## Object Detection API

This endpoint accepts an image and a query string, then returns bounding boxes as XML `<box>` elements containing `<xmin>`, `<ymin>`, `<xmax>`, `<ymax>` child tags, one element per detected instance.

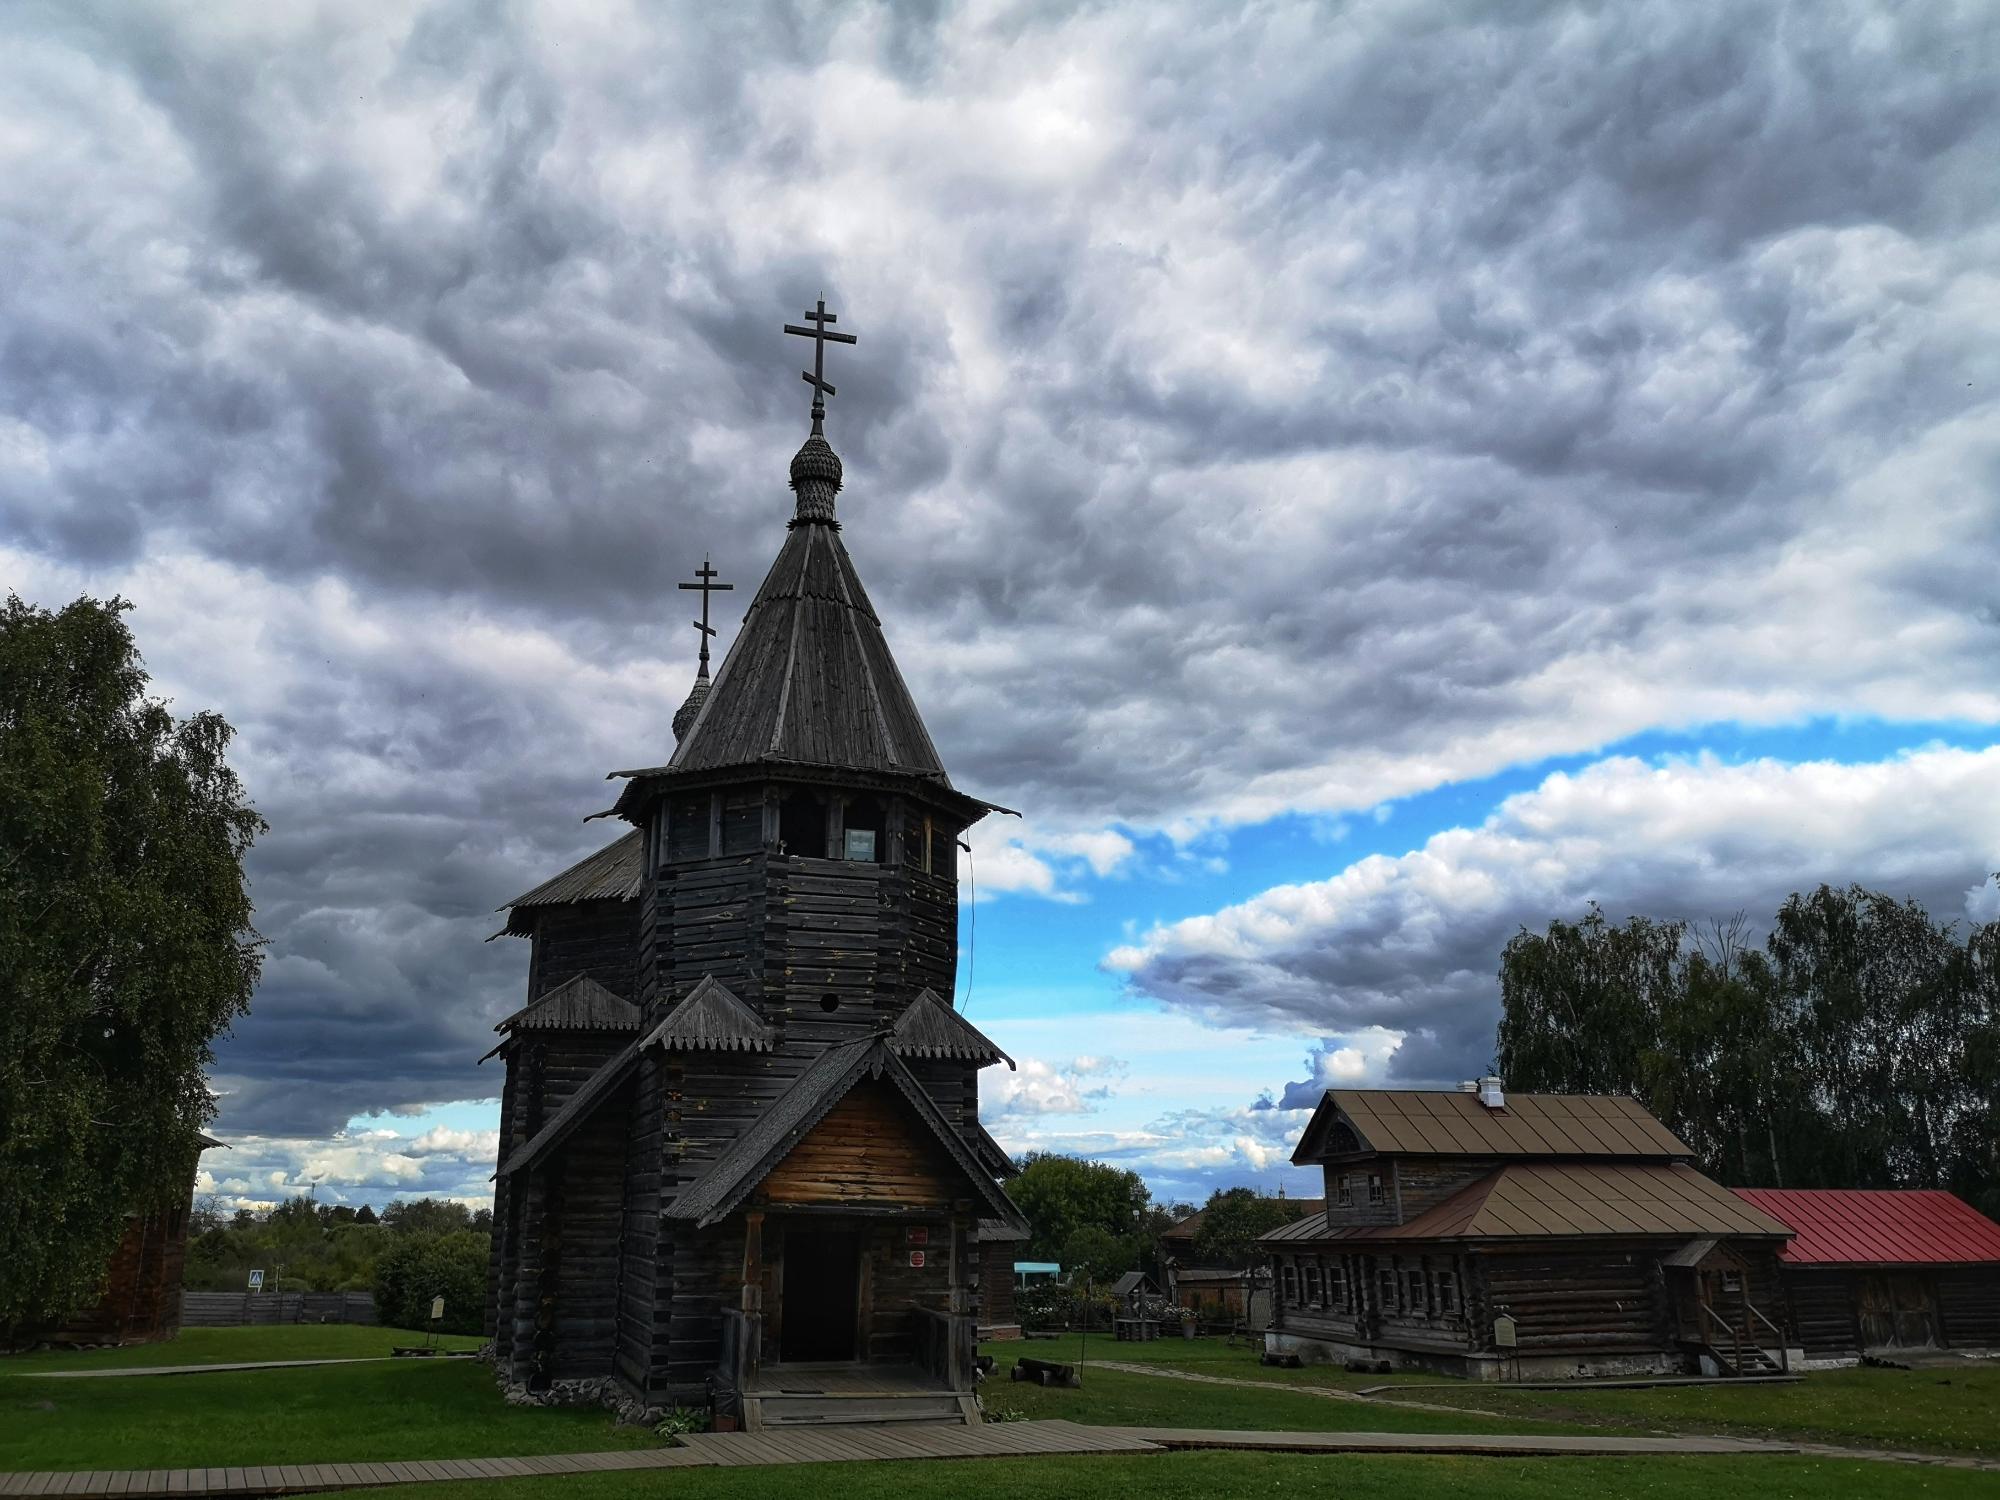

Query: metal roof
<box><xmin>499</xmin><ymin>830</ymin><xmax>643</xmax><ymax>918</ymax></box>
<box><xmin>1296</xmin><ymin>1089</ymin><xmax>1690</xmax><ymax>1164</ymax></box>
<box><xmin>1735</xmin><ymin>1189</ymin><xmax>2000</xmax><ymax>1267</ymax></box>
<box><xmin>1262</xmin><ymin>1162</ymin><xmax>1790</xmax><ymax>1245</ymax></box>
<box><xmin>890</xmin><ymin>989</ymin><xmax>1014</xmax><ymax>1068</ymax></box>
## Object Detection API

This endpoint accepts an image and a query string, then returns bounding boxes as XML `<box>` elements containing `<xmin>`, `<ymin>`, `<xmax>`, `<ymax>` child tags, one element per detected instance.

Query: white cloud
<box><xmin>984</xmin><ymin>1055</ymin><xmax>1128</xmax><ymax>1118</ymax></box>
<box><xmin>1112</xmin><ymin>747</ymin><xmax>2000</xmax><ymax>1081</ymax></box>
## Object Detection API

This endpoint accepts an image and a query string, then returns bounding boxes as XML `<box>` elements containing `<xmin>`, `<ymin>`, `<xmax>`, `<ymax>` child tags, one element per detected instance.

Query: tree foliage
<box><xmin>1498</xmin><ymin>886</ymin><xmax>2000</xmax><ymax>1215</ymax></box>
<box><xmin>373</xmin><ymin>1231</ymin><xmax>489</xmax><ymax>1334</ymax></box>
<box><xmin>1008</xmin><ymin>1153</ymin><xmax>1151</xmax><ymax>1264</ymax></box>
<box><xmin>1191</xmin><ymin>1187</ymin><xmax>1302</xmax><ymax>1268</ymax></box>
<box><xmin>0</xmin><ymin>595</ymin><xmax>264</xmax><ymax>1327</ymax></box>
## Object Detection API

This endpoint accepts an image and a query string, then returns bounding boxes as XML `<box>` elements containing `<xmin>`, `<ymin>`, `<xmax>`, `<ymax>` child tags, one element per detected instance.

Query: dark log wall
<box><xmin>979</xmin><ymin>1243</ymin><xmax>1018</xmax><ymax>1326</ymax></box>
<box><xmin>613</xmin><ymin>1052</ymin><xmax>665</xmax><ymax>1390</ymax></box>
<box><xmin>549</xmin><ymin>1081</ymin><xmax>632</xmax><ymax>1380</ymax></box>
<box><xmin>531</xmin><ymin>902</ymin><xmax>641</xmax><ymax>1002</ymax></box>
<box><xmin>1396</xmin><ymin>1159</ymin><xmax>1502</xmax><ymax>1217</ymax></box>
<box><xmin>1317</xmin><ymin>1160</ymin><xmax>1402</xmax><ymax>1229</ymax></box>
<box><xmin>1785</xmin><ymin>1270</ymin><xmax>1860</xmax><ymax>1357</ymax></box>
<box><xmin>759</xmin><ymin>1082</ymin><xmax>956</xmax><ymax>1210</ymax></box>
<box><xmin>1937</xmin><ymin>1267</ymin><xmax>2000</xmax><ymax>1347</ymax></box>
<box><xmin>1480</xmin><ymin>1244</ymin><xmax>1672</xmax><ymax>1352</ymax></box>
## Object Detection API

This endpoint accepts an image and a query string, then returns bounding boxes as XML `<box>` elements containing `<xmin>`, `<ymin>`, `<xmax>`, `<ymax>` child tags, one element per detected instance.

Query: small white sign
<box><xmin>1493</xmin><ymin>1313</ymin><xmax>1517</xmax><ymax>1349</ymax></box>
<box><xmin>248</xmin><ymin>1269</ymin><xmax>265</xmax><ymax>1292</ymax></box>
<box><xmin>430</xmin><ymin>1295</ymin><xmax>446</xmax><ymax>1321</ymax></box>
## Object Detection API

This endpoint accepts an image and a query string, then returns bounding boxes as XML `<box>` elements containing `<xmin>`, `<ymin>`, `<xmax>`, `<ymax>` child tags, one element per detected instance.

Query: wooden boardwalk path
<box><xmin>0</xmin><ymin>1420</ymin><xmax>1157</xmax><ymax>1495</ymax></box>
<box><xmin>1091</xmin><ymin>1427</ymin><xmax>1796</xmax><ymax>1457</ymax></box>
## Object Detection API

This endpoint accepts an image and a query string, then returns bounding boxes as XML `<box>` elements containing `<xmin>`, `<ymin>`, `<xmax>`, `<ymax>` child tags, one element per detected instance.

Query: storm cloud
<box><xmin>4</xmin><ymin>2</ymin><xmax>1996</xmax><ymax>1193</ymax></box>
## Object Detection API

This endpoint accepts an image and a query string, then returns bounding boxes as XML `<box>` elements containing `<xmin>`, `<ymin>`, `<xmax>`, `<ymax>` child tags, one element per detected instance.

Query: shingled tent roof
<box><xmin>663</xmin><ymin>436</ymin><xmax>948</xmax><ymax>779</ymax></box>
<box><xmin>890</xmin><ymin>989</ymin><xmax>1014</xmax><ymax>1068</ymax></box>
<box><xmin>494</xmin><ymin>831</ymin><xmax>643</xmax><ymax>936</ymax></box>
<box><xmin>641</xmin><ymin>975</ymin><xmax>775</xmax><ymax>1053</ymax></box>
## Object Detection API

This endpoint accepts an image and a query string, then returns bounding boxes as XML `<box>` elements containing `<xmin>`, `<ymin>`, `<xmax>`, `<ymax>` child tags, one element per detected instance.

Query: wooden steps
<box><xmin>745</xmin><ymin>1389</ymin><xmax>976</xmax><ymax>1430</ymax></box>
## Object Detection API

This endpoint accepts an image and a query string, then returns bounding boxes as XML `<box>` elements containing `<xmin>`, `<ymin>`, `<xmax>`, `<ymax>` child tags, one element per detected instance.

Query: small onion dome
<box><xmin>672</xmin><ymin>673</ymin><xmax>710</xmax><ymax>743</ymax></box>
<box><xmin>789</xmin><ymin>432</ymin><xmax>843</xmax><ymax>526</ymax></box>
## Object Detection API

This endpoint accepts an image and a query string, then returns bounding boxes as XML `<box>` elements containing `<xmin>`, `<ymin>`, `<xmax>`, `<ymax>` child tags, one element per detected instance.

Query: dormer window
<box><xmin>1336</xmin><ymin>1173</ymin><xmax>1354</xmax><ymax>1208</ymax></box>
<box><xmin>1367</xmin><ymin>1172</ymin><xmax>1385</xmax><ymax>1205</ymax></box>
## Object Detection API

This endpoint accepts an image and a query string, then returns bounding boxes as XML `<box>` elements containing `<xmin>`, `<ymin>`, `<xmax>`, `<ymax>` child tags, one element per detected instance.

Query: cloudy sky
<box><xmin>6</xmin><ymin>1</ymin><xmax>1998</xmax><ymax>1213</ymax></box>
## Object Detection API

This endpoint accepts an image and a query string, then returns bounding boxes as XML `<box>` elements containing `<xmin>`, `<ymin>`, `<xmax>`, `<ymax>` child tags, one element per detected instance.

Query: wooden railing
<box><xmin>914</xmin><ymin>1306</ymin><xmax>975</xmax><ymax>1392</ymax></box>
<box><xmin>1698</xmin><ymin>1299</ymin><xmax>1787</xmax><ymax>1374</ymax></box>
<box><xmin>1746</xmin><ymin>1301</ymin><xmax>1791</xmax><ymax>1371</ymax></box>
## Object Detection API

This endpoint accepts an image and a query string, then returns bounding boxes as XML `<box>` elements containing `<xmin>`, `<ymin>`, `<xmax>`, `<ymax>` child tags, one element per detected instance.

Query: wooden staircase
<box><xmin>1705</xmin><ymin>1342</ymin><xmax>1784</xmax><ymax>1377</ymax></box>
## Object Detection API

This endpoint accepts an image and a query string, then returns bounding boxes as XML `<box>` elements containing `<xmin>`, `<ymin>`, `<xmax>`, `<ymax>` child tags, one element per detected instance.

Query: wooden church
<box><xmin>484</xmin><ymin>304</ymin><xmax>1026</xmax><ymax>1426</ymax></box>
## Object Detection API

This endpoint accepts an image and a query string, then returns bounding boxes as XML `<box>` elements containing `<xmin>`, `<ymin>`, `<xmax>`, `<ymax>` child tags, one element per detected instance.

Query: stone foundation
<box><xmin>1264</xmin><ymin>1330</ymin><xmax>1688</xmax><ymax>1382</ymax></box>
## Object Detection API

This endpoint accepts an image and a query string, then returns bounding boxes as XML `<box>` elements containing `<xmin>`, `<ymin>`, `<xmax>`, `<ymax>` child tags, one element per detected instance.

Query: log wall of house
<box><xmin>1316</xmin><ymin>1161</ymin><xmax>1402</xmax><ymax>1229</ymax></box>
<box><xmin>1396</xmin><ymin>1158</ymin><xmax>1503</xmax><ymax>1217</ymax></box>
<box><xmin>1478</xmin><ymin>1244</ymin><xmax>1673</xmax><ymax>1352</ymax></box>
<box><xmin>1938</xmin><ymin>1266</ymin><xmax>2000</xmax><ymax>1346</ymax></box>
<box><xmin>613</xmin><ymin>1052</ymin><xmax>665</xmax><ymax>1390</ymax></box>
<box><xmin>979</xmin><ymin>1243</ymin><xmax>1018</xmax><ymax>1326</ymax></box>
<box><xmin>34</xmin><ymin>1200</ymin><xmax>193</xmax><ymax>1347</ymax></box>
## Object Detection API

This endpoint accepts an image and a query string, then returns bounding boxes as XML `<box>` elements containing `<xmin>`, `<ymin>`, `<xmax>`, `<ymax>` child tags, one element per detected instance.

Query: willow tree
<box><xmin>0</xmin><ymin>595</ymin><xmax>264</xmax><ymax>1327</ymax></box>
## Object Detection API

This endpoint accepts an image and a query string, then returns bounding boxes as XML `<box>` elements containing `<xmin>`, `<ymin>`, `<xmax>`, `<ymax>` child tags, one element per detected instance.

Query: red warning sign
<box><xmin>909</xmin><ymin>1250</ymin><xmax>926</xmax><ymax>1268</ymax></box>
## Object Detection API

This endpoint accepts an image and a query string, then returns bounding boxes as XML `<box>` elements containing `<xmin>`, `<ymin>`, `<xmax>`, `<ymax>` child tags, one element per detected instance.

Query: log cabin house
<box><xmin>1733</xmin><ymin>1188</ymin><xmax>2000</xmax><ymax>1363</ymax></box>
<box><xmin>484</xmin><ymin>308</ymin><xmax>1027</xmax><ymax>1430</ymax></box>
<box><xmin>1261</xmin><ymin>1082</ymin><xmax>1798</xmax><ymax>1379</ymax></box>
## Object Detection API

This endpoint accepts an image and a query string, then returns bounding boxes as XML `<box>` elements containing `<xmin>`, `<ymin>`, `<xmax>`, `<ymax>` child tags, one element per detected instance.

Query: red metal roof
<box><xmin>1734</xmin><ymin>1189</ymin><xmax>2000</xmax><ymax>1266</ymax></box>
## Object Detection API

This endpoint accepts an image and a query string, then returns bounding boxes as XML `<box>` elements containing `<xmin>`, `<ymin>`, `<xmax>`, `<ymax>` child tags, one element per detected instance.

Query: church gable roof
<box><xmin>666</xmin><ymin>515</ymin><xmax>948</xmax><ymax>780</ymax></box>
<box><xmin>664</xmin><ymin>1036</ymin><xmax>1023</xmax><ymax>1229</ymax></box>
<box><xmin>641</xmin><ymin>975</ymin><xmax>775</xmax><ymax>1053</ymax></box>
<box><xmin>890</xmin><ymin>989</ymin><xmax>1014</xmax><ymax>1068</ymax></box>
<box><xmin>495</xmin><ymin>1040</ymin><xmax>641</xmax><ymax>1179</ymax></box>
<box><xmin>493</xmin><ymin>974</ymin><xmax>641</xmax><ymax>1036</ymax></box>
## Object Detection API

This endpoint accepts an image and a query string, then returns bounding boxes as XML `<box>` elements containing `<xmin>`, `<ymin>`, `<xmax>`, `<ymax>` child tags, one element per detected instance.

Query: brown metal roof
<box><xmin>1310</xmin><ymin>1089</ymin><xmax>1691</xmax><ymax>1161</ymax></box>
<box><xmin>1260</xmin><ymin>1162</ymin><xmax>1791</xmax><ymax>1246</ymax></box>
<box><xmin>500</xmin><ymin>831</ymin><xmax>643</xmax><ymax>917</ymax></box>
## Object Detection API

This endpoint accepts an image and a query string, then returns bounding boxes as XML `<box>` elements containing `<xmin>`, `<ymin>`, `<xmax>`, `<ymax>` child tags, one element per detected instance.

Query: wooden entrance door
<box><xmin>1859</xmin><ymin>1273</ymin><xmax>1936</xmax><ymax>1349</ymax></box>
<box><xmin>780</xmin><ymin>1229</ymin><xmax>861</xmax><ymax>1361</ymax></box>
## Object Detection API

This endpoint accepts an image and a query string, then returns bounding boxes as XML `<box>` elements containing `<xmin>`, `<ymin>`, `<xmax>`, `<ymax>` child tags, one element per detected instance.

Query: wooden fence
<box><xmin>180</xmin><ymin>1291</ymin><xmax>377</xmax><ymax>1327</ymax></box>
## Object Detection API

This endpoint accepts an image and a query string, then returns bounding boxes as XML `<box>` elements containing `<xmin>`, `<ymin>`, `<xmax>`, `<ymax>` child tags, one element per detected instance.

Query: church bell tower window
<box><xmin>842</xmin><ymin>795</ymin><xmax>885</xmax><ymax>863</ymax></box>
<box><xmin>778</xmin><ymin>789</ymin><xmax>825</xmax><ymax>858</ymax></box>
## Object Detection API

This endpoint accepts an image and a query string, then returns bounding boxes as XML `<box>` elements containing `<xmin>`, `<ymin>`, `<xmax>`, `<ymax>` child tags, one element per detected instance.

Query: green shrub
<box><xmin>371</xmin><ymin>1231</ymin><xmax>488</xmax><ymax>1334</ymax></box>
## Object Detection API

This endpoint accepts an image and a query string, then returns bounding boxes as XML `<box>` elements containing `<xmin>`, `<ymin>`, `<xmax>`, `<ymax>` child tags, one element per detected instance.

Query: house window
<box><xmin>1281</xmin><ymin>1263</ymin><xmax>1297</xmax><ymax>1304</ymax></box>
<box><xmin>1403</xmin><ymin>1266</ymin><xmax>1427</xmax><ymax>1313</ymax></box>
<box><xmin>1377</xmin><ymin>1264</ymin><xmax>1399</xmax><ymax>1311</ymax></box>
<box><xmin>1435</xmin><ymin>1268</ymin><xmax>1460</xmax><ymax>1315</ymax></box>
<box><xmin>1367</xmin><ymin>1173</ymin><xmax>1385</xmax><ymax>1205</ymax></box>
<box><xmin>1336</xmin><ymin>1173</ymin><xmax>1354</xmax><ymax>1208</ymax></box>
<box><xmin>1304</xmin><ymin>1263</ymin><xmax>1322</xmax><ymax>1305</ymax></box>
<box><xmin>1329</xmin><ymin>1263</ymin><xmax>1348</xmax><ymax>1310</ymax></box>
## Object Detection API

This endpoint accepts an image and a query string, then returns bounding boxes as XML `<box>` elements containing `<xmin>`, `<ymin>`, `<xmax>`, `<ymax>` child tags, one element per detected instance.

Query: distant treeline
<box><xmin>1497</xmin><ymin>883</ymin><xmax>2000</xmax><ymax>1217</ymax></box>
<box><xmin>188</xmin><ymin>1196</ymin><xmax>489</xmax><ymax>1333</ymax></box>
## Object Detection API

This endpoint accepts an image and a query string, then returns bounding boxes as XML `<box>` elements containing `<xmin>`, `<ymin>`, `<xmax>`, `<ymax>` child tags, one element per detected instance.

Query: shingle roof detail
<box><xmin>1260</xmin><ymin>1163</ymin><xmax>1790</xmax><ymax>1245</ymax></box>
<box><xmin>664</xmin><ymin>1037</ymin><xmax>1023</xmax><ymax>1229</ymax></box>
<box><xmin>890</xmin><ymin>990</ymin><xmax>1014</xmax><ymax>1068</ymax></box>
<box><xmin>493</xmin><ymin>974</ymin><xmax>641</xmax><ymax>1035</ymax></box>
<box><xmin>1293</xmin><ymin>1089</ymin><xmax>1691</xmax><ymax>1164</ymax></box>
<box><xmin>1735</xmin><ymin>1189</ymin><xmax>2000</xmax><ymax>1266</ymax></box>
<box><xmin>496</xmin><ymin>1041</ymin><xmax>641</xmax><ymax>1179</ymax></box>
<box><xmin>641</xmin><ymin>975</ymin><xmax>775</xmax><ymax>1053</ymax></box>
<box><xmin>500</xmin><ymin>831</ymin><xmax>644</xmax><ymax>914</ymax></box>
<box><xmin>664</xmin><ymin>516</ymin><xmax>950</xmax><ymax>779</ymax></box>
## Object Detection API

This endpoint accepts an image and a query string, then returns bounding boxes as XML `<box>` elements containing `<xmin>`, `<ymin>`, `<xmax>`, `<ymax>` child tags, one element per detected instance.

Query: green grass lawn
<box><xmin>0</xmin><ymin>1324</ymin><xmax>485</xmax><ymax>1374</ymax></box>
<box><xmin>997</xmin><ymin>1334</ymin><xmax>2000</xmax><ymax>1459</ymax></box>
<box><xmin>980</xmin><ymin>1362</ymin><xmax>1594</xmax><ymax>1436</ymax></box>
<box><xmin>1364</xmin><ymin>1363</ymin><xmax>2000</xmax><ymax>1459</ymax></box>
<box><xmin>1</xmin><ymin>1359</ymin><xmax>661</xmax><ymax>1471</ymax></box>
<box><xmin>389</xmin><ymin>1451</ymin><xmax>2000</xmax><ymax>1500</ymax></box>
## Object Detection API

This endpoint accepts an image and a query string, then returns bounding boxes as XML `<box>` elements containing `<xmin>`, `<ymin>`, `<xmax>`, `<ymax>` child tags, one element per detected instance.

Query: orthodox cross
<box><xmin>784</xmin><ymin>299</ymin><xmax>858</xmax><ymax>433</ymax></box>
<box><xmin>676</xmin><ymin>555</ymin><xmax>734</xmax><ymax>680</ymax></box>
